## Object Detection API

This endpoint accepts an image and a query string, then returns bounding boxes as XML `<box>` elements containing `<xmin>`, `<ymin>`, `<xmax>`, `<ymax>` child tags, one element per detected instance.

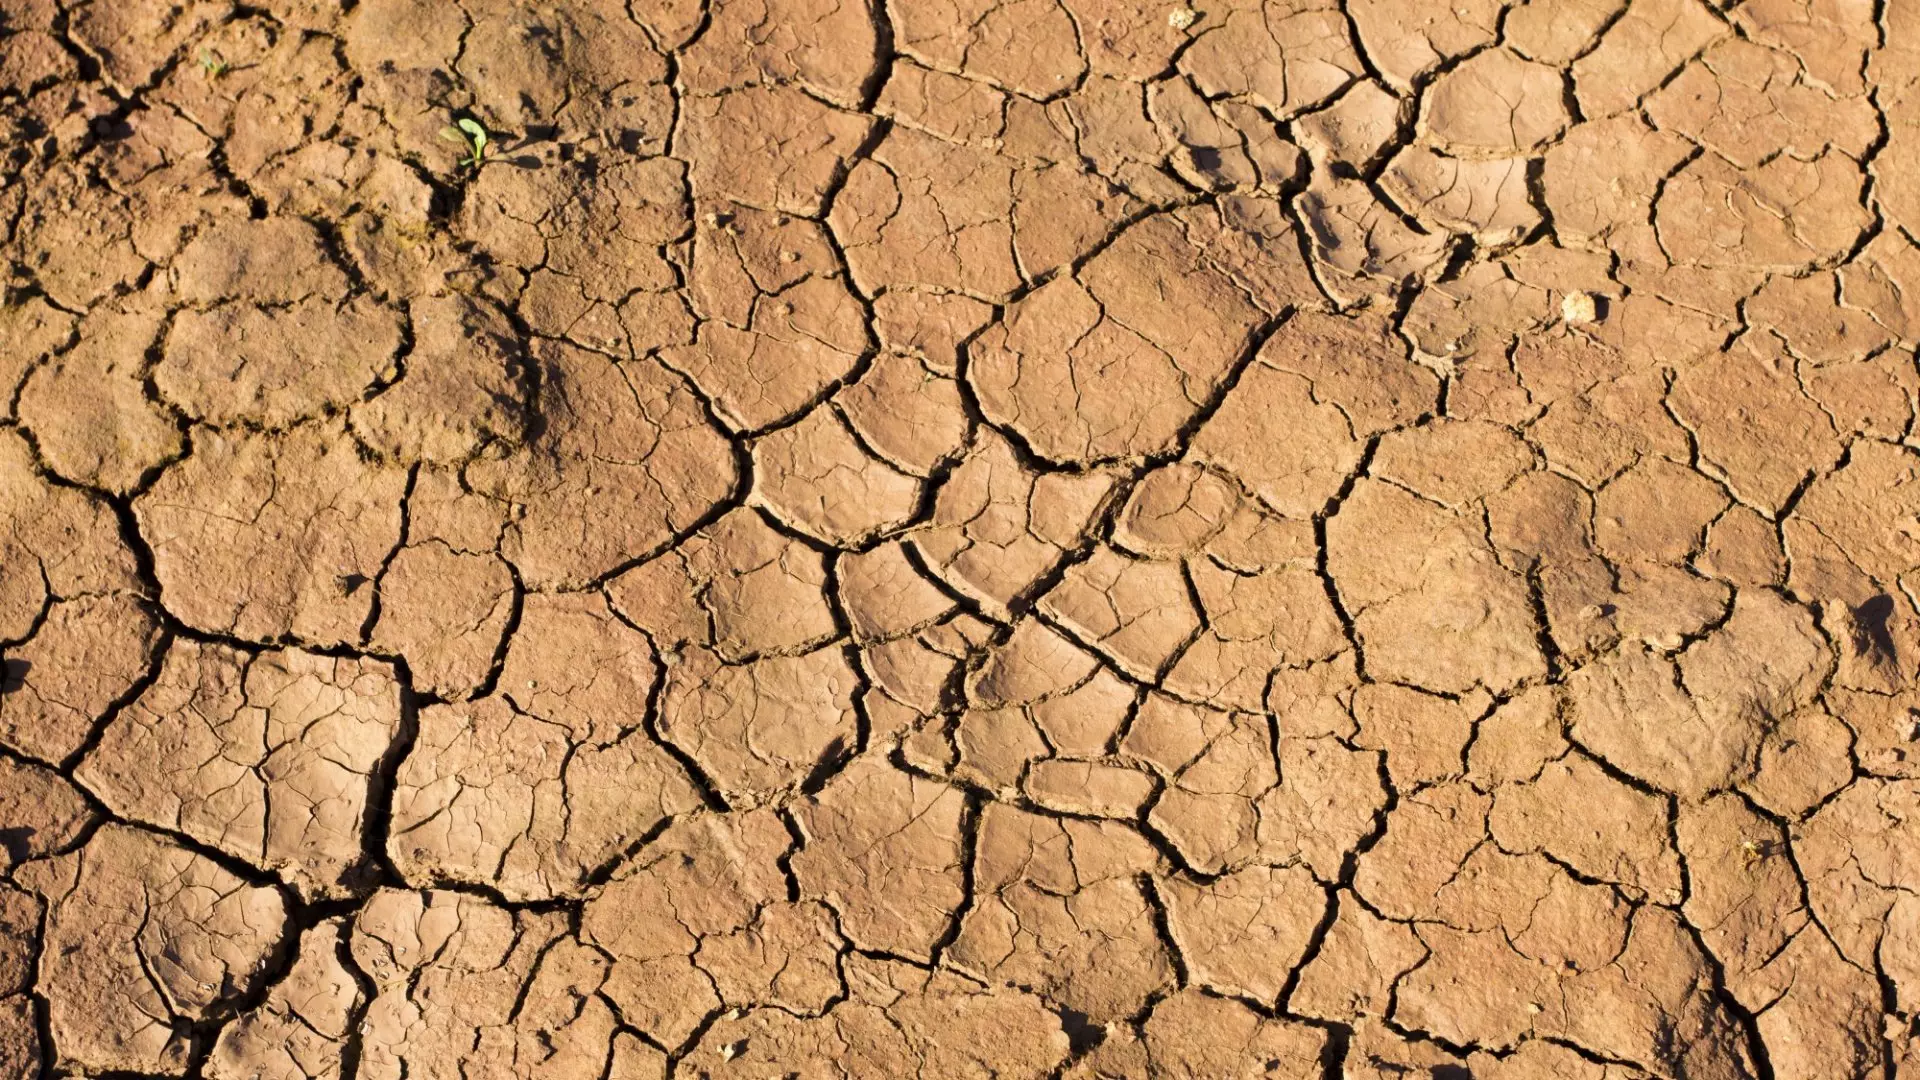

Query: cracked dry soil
<box><xmin>2</xmin><ymin>0</ymin><xmax>1920</xmax><ymax>1078</ymax></box>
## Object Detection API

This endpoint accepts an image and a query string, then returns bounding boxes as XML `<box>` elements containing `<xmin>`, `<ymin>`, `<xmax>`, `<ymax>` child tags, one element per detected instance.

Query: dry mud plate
<box><xmin>4</xmin><ymin>0</ymin><xmax>1920</xmax><ymax>1077</ymax></box>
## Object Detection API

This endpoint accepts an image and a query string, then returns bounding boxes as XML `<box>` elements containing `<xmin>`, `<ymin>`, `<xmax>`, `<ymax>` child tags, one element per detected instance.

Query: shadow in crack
<box><xmin>800</xmin><ymin>734</ymin><xmax>853</xmax><ymax>795</ymax></box>
<box><xmin>0</xmin><ymin>826</ymin><xmax>36</xmax><ymax>864</ymax></box>
<box><xmin>1057</xmin><ymin>1007</ymin><xmax>1105</xmax><ymax>1056</ymax></box>
<box><xmin>1</xmin><ymin>657</ymin><xmax>28</xmax><ymax>693</ymax></box>
<box><xmin>1850</xmin><ymin>594</ymin><xmax>1900</xmax><ymax>666</ymax></box>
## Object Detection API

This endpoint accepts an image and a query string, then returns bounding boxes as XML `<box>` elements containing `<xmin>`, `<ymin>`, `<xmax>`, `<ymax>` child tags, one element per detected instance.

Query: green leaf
<box><xmin>457</xmin><ymin>118</ymin><xmax>488</xmax><ymax>152</ymax></box>
<box><xmin>438</xmin><ymin>125</ymin><xmax>467</xmax><ymax>144</ymax></box>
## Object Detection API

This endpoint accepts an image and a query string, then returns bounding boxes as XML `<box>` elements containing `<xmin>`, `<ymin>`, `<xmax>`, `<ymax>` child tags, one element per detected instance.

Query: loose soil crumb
<box><xmin>1</xmin><ymin>0</ymin><xmax>1917</xmax><ymax>1077</ymax></box>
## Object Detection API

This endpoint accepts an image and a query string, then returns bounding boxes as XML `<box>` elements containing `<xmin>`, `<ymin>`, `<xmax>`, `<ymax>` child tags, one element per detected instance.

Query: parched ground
<box><xmin>0</xmin><ymin>0</ymin><xmax>1918</xmax><ymax>1077</ymax></box>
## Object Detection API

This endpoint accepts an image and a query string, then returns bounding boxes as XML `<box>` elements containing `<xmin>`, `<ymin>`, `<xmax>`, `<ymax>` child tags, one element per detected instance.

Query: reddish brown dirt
<box><xmin>2</xmin><ymin>0</ymin><xmax>1919</xmax><ymax>1077</ymax></box>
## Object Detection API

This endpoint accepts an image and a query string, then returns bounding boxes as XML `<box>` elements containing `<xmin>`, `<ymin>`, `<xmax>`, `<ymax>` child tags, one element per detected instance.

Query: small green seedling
<box><xmin>439</xmin><ymin>117</ymin><xmax>492</xmax><ymax>169</ymax></box>
<box><xmin>198</xmin><ymin>49</ymin><xmax>229</xmax><ymax>78</ymax></box>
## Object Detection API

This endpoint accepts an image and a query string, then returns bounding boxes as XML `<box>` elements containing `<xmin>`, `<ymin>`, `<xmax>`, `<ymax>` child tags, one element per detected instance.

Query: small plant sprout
<box><xmin>439</xmin><ymin>117</ymin><xmax>492</xmax><ymax>170</ymax></box>
<box><xmin>198</xmin><ymin>49</ymin><xmax>229</xmax><ymax>78</ymax></box>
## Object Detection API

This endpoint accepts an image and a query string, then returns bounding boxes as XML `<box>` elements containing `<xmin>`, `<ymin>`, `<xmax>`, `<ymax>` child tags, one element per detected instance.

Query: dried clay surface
<box><xmin>3</xmin><ymin>0</ymin><xmax>1920</xmax><ymax>1077</ymax></box>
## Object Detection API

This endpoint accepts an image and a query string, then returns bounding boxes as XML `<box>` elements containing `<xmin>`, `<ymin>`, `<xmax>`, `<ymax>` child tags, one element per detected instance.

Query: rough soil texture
<box><xmin>2</xmin><ymin>0</ymin><xmax>1919</xmax><ymax>1077</ymax></box>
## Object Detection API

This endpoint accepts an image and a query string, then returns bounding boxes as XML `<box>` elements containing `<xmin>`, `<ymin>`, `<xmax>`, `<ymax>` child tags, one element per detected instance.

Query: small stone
<box><xmin>1562</xmin><ymin>291</ymin><xmax>1598</xmax><ymax>324</ymax></box>
<box><xmin>1168</xmin><ymin>7</ymin><xmax>1198</xmax><ymax>29</ymax></box>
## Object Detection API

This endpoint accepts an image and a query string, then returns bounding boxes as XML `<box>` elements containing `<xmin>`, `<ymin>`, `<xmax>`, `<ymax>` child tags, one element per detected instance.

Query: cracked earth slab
<box><xmin>3</xmin><ymin>0</ymin><xmax>1920</xmax><ymax>1077</ymax></box>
